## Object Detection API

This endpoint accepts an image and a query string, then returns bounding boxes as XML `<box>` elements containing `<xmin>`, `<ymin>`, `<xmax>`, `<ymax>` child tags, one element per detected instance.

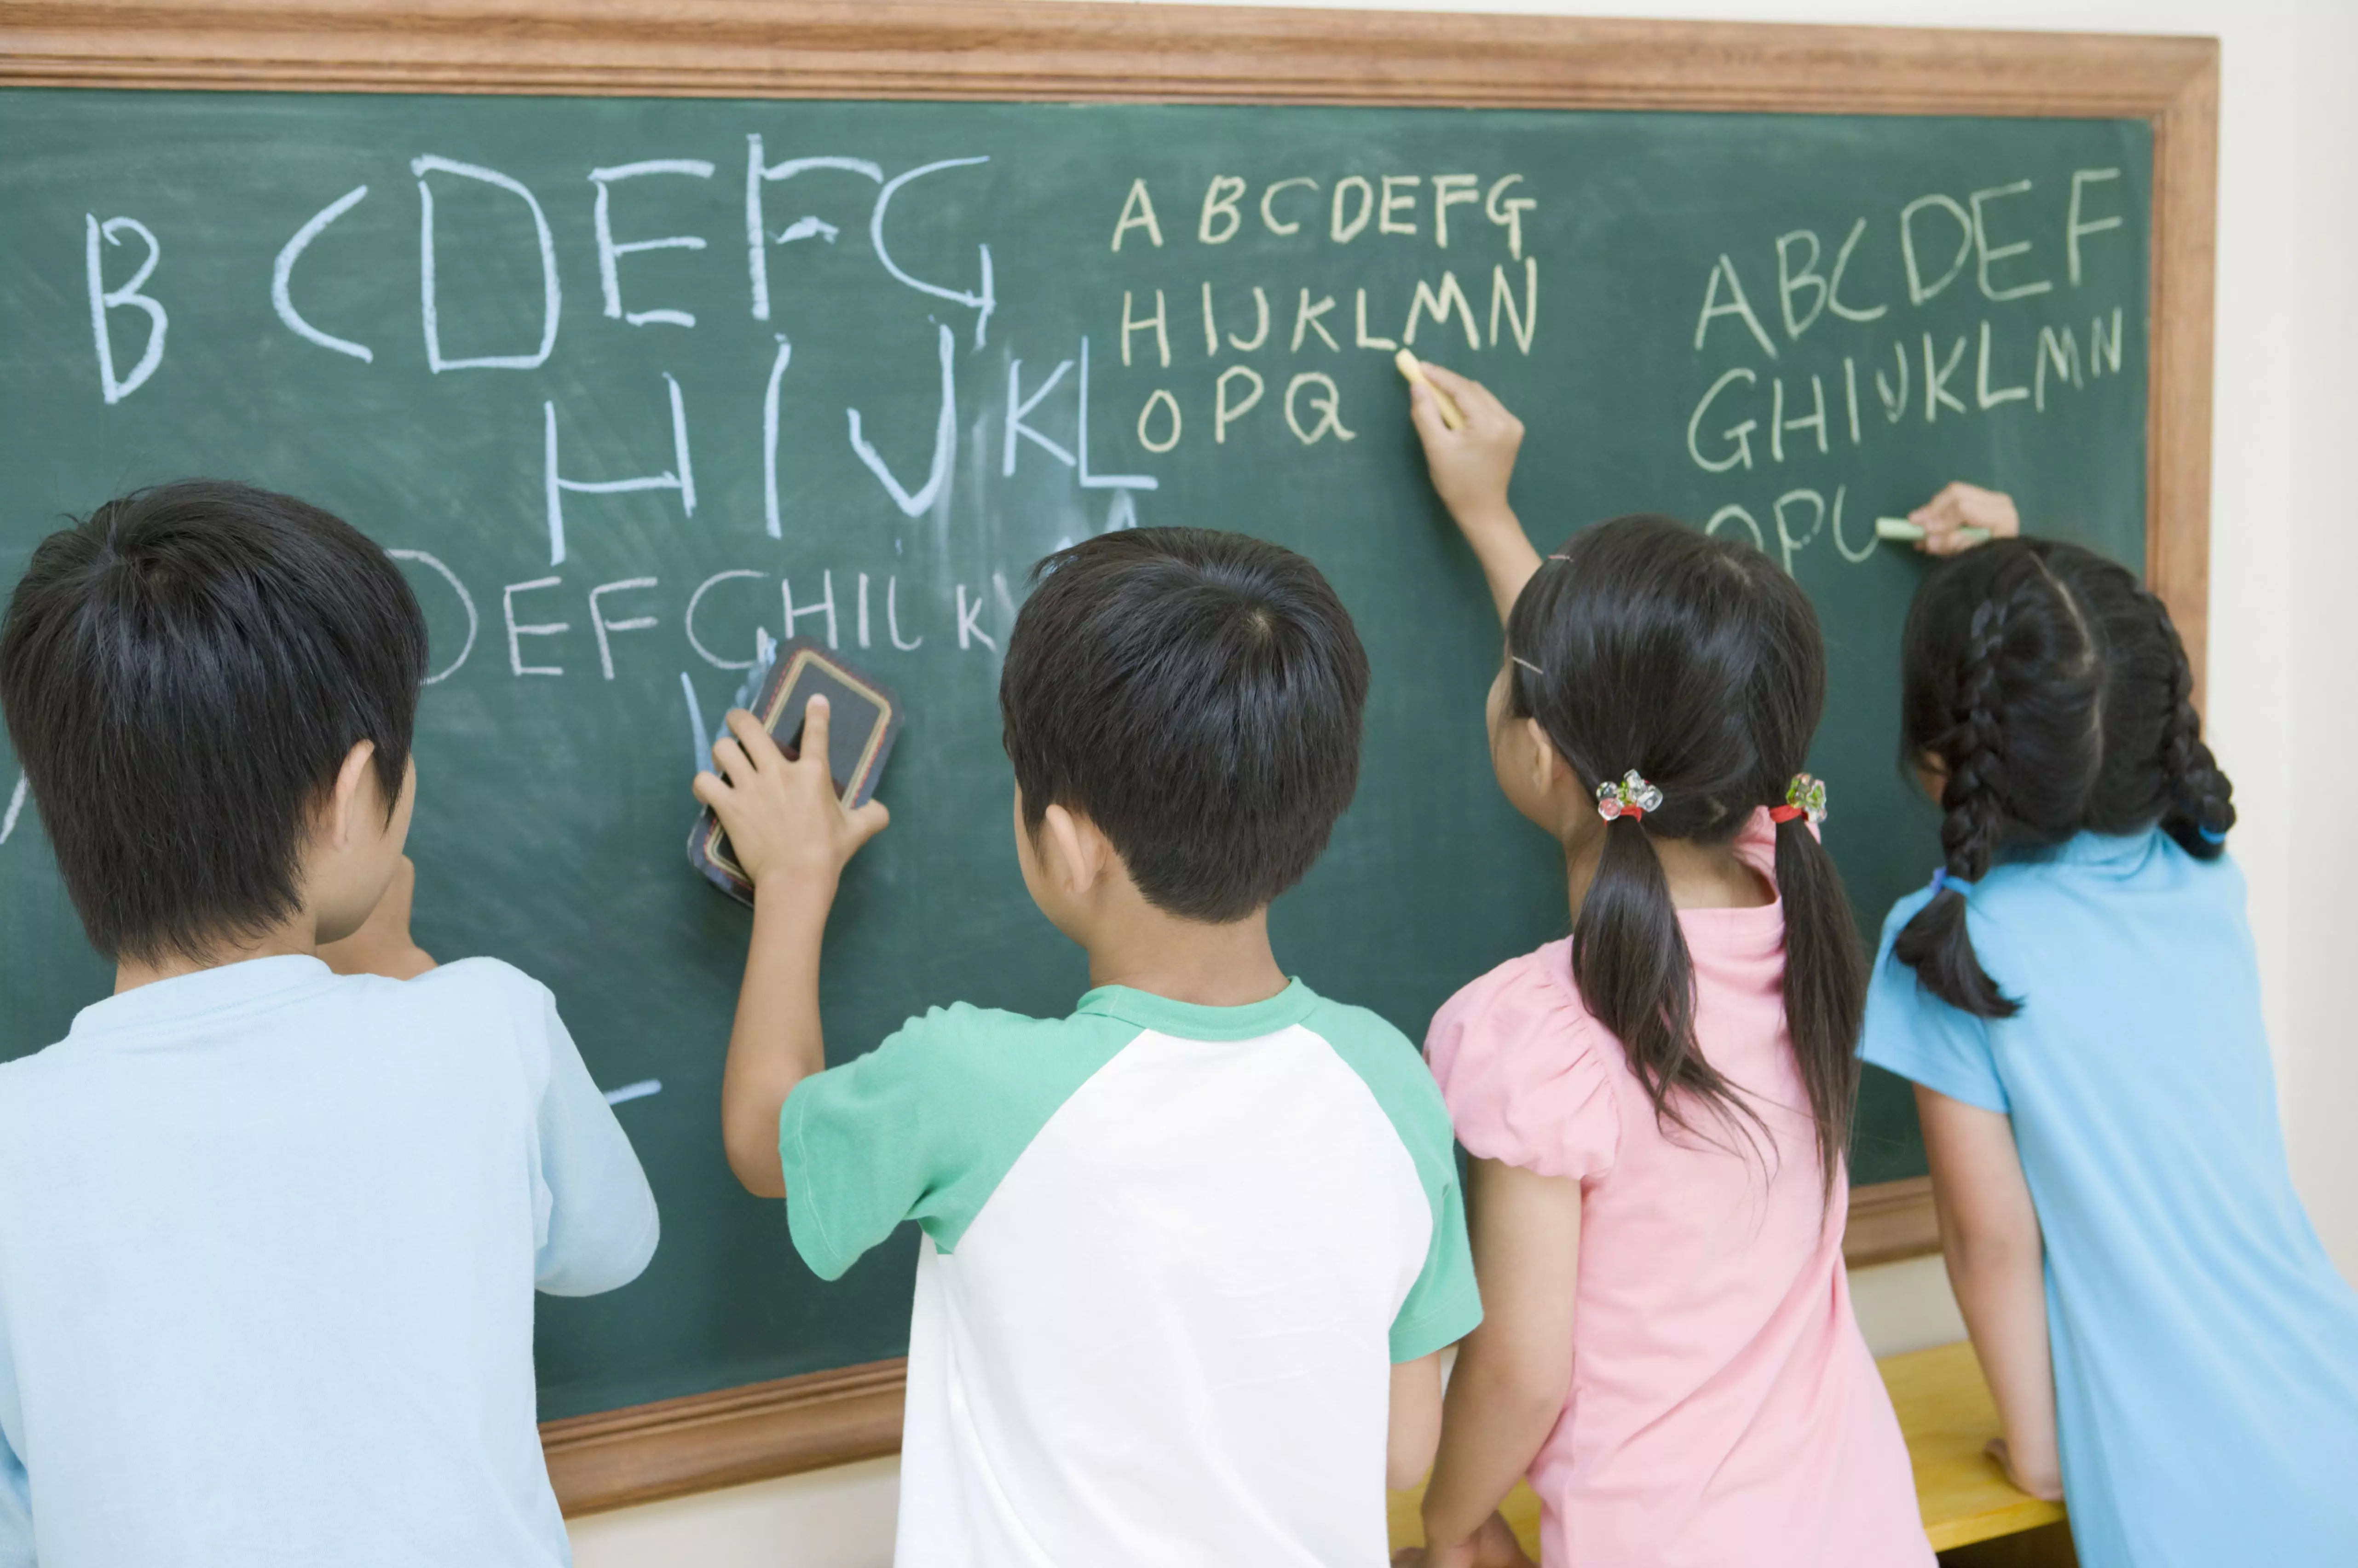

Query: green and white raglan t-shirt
<box><xmin>778</xmin><ymin>979</ymin><xmax>1480</xmax><ymax>1566</ymax></box>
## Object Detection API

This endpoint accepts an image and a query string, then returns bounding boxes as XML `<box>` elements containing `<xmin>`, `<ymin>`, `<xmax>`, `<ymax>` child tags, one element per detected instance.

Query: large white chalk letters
<box><xmin>413</xmin><ymin>155</ymin><xmax>560</xmax><ymax>372</ymax></box>
<box><xmin>846</xmin><ymin>323</ymin><xmax>956</xmax><ymax>517</ymax></box>
<box><xmin>591</xmin><ymin>160</ymin><xmax>715</xmax><ymax>328</ymax></box>
<box><xmin>871</xmin><ymin>156</ymin><xmax>996</xmax><ymax>348</ymax></box>
<box><xmin>85</xmin><ymin>214</ymin><xmax>167</xmax><ymax>404</ymax></box>
<box><xmin>273</xmin><ymin>186</ymin><xmax>375</xmax><ymax>363</ymax></box>
<box><xmin>744</xmin><ymin>140</ymin><xmax>883</xmax><ymax>322</ymax></box>
<box><xmin>544</xmin><ymin>374</ymin><xmax>697</xmax><ymax>565</ymax></box>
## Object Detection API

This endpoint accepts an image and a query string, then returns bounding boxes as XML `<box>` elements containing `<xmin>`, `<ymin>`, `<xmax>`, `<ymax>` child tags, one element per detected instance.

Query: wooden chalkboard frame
<box><xmin>0</xmin><ymin>0</ymin><xmax>2218</xmax><ymax>1514</ymax></box>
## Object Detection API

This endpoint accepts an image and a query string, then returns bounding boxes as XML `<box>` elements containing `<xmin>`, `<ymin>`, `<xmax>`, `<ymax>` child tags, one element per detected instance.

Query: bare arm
<box><xmin>1419</xmin><ymin>1158</ymin><xmax>1577</xmax><ymax>1563</ymax></box>
<box><xmin>1910</xmin><ymin>481</ymin><xmax>2021</xmax><ymax>557</ymax></box>
<box><xmin>692</xmin><ymin>698</ymin><xmax>890</xmax><ymax>1199</ymax></box>
<box><xmin>1917</xmin><ymin>1084</ymin><xmax>2064</xmax><ymax>1501</ymax></box>
<box><xmin>1405</xmin><ymin>361</ymin><xmax>1541</xmax><ymax>624</ymax></box>
<box><xmin>318</xmin><ymin>854</ymin><xmax>437</xmax><ymax>979</ymax></box>
<box><xmin>1389</xmin><ymin>1353</ymin><xmax>1445</xmax><ymax>1492</ymax></box>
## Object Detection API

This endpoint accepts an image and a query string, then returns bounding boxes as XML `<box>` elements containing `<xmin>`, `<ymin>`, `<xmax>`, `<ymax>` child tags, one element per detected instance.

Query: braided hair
<box><xmin>1893</xmin><ymin>539</ymin><xmax>2232</xmax><ymax>1019</ymax></box>
<box><xmin>1508</xmin><ymin>516</ymin><xmax>1866</xmax><ymax>1197</ymax></box>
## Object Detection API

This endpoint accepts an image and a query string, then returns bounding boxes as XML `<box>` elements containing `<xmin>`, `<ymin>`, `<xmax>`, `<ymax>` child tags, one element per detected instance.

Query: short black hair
<box><xmin>1001</xmin><ymin>528</ymin><xmax>1368</xmax><ymax>923</ymax></box>
<box><xmin>0</xmin><ymin>481</ymin><xmax>427</xmax><ymax>965</ymax></box>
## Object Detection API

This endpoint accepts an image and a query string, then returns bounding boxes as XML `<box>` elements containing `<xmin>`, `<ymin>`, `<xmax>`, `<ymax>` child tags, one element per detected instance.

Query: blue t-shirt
<box><xmin>0</xmin><ymin>955</ymin><xmax>659</xmax><ymax>1568</ymax></box>
<box><xmin>1862</xmin><ymin>830</ymin><xmax>2358</xmax><ymax>1568</ymax></box>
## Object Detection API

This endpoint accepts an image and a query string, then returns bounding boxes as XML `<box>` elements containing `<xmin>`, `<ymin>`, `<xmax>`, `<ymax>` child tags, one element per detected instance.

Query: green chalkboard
<box><xmin>0</xmin><ymin>90</ymin><xmax>2149</xmax><ymax>1420</ymax></box>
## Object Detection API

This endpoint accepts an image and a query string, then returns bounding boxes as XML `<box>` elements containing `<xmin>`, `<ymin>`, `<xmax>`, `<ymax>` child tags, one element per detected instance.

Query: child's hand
<box><xmin>1402</xmin><ymin>1512</ymin><xmax>1536</xmax><ymax>1568</ymax></box>
<box><xmin>1986</xmin><ymin>1437</ymin><xmax>2064</xmax><ymax>1502</ymax></box>
<box><xmin>692</xmin><ymin>697</ymin><xmax>890</xmax><ymax>893</ymax></box>
<box><xmin>1407</xmin><ymin>360</ymin><xmax>1525</xmax><ymax>537</ymax></box>
<box><xmin>1910</xmin><ymin>481</ymin><xmax>2021</xmax><ymax>556</ymax></box>
<box><xmin>318</xmin><ymin>854</ymin><xmax>436</xmax><ymax>979</ymax></box>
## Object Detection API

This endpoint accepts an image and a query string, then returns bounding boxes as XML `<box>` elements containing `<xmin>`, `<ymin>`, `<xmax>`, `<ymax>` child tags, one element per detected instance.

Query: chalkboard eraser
<box><xmin>1394</xmin><ymin>349</ymin><xmax>1466</xmax><ymax>431</ymax></box>
<box><xmin>687</xmin><ymin>639</ymin><xmax>903</xmax><ymax>908</ymax></box>
<box><xmin>1876</xmin><ymin>517</ymin><xmax>1991</xmax><ymax>546</ymax></box>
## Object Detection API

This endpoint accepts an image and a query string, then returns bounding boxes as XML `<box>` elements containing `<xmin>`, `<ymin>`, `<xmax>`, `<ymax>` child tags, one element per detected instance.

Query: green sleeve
<box><xmin>1308</xmin><ymin>999</ymin><xmax>1484</xmax><ymax>1362</ymax></box>
<box><xmin>777</xmin><ymin>1003</ymin><xmax>1131</xmax><ymax>1281</ymax></box>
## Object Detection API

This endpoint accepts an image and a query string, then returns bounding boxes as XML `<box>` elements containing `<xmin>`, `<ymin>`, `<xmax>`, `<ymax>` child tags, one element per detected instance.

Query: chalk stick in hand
<box><xmin>1877</xmin><ymin>517</ymin><xmax>1990</xmax><ymax>546</ymax></box>
<box><xmin>1395</xmin><ymin>350</ymin><xmax>1466</xmax><ymax>431</ymax></box>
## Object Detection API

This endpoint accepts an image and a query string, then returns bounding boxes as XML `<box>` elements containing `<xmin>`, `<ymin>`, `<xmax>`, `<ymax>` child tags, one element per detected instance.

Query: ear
<box><xmin>1039</xmin><ymin>802</ymin><xmax>1107</xmax><ymax>896</ymax></box>
<box><xmin>1521</xmin><ymin>717</ymin><xmax>1563</xmax><ymax>797</ymax></box>
<box><xmin>322</xmin><ymin>740</ymin><xmax>377</xmax><ymax>852</ymax></box>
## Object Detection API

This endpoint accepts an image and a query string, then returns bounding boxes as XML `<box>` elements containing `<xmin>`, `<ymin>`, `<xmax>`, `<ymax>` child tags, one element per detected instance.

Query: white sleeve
<box><xmin>532</xmin><ymin>993</ymin><xmax>661</xmax><ymax>1297</ymax></box>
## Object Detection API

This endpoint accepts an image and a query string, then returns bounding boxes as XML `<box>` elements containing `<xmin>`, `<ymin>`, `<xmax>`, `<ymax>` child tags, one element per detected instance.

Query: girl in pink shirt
<box><xmin>1398</xmin><ymin>364</ymin><xmax>1930</xmax><ymax>1568</ymax></box>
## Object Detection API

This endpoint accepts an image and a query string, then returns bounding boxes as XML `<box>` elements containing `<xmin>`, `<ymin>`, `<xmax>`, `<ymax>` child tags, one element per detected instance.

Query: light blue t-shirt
<box><xmin>1862</xmin><ymin>830</ymin><xmax>2358</xmax><ymax>1568</ymax></box>
<box><xmin>0</xmin><ymin>955</ymin><xmax>659</xmax><ymax>1568</ymax></box>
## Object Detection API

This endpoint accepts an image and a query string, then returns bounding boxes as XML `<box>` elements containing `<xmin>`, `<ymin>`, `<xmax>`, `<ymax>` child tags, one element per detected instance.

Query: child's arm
<box><xmin>1405</xmin><ymin>362</ymin><xmax>1542</xmax><ymax>625</ymax></box>
<box><xmin>317</xmin><ymin>854</ymin><xmax>436</xmax><ymax>979</ymax></box>
<box><xmin>1917</xmin><ymin>1084</ymin><xmax>2065</xmax><ymax>1501</ymax></box>
<box><xmin>1389</xmin><ymin>1352</ymin><xmax>1445</xmax><ymax>1492</ymax></box>
<box><xmin>1418</xmin><ymin>1157</ymin><xmax>1576</xmax><ymax>1567</ymax></box>
<box><xmin>1909</xmin><ymin>481</ymin><xmax>2021</xmax><ymax>556</ymax></box>
<box><xmin>693</xmin><ymin>697</ymin><xmax>890</xmax><ymax>1199</ymax></box>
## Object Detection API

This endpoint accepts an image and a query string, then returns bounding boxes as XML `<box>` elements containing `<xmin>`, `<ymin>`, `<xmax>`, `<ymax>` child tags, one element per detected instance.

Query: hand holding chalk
<box><xmin>1403</xmin><ymin>358</ymin><xmax>1525</xmax><ymax>531</ymax></box>
<box><xmin>1395</xmin><ymin>349</ymin><xmax>1465</xmax><ymax>431</ymax></box>
<box><xmin>1898</xmin><ymin>481</ymin><xmax>2021</xmax><ymax>556</ymax></box>
<box><xmin>692</xmin><ymin>697</ymin><xmax>890</xmax><ymax>893</ymax></box>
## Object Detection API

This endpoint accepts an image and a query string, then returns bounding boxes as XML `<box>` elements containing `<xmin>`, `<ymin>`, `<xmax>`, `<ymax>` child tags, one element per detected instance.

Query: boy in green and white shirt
<box><xmin>695</xmin><ymin>529</ymin><xmax>1478</xmax><ymax>1564</ymax></box>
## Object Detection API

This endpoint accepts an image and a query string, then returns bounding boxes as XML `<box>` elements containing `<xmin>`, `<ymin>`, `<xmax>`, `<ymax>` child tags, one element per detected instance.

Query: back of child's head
<box><xmin>1001</xmin><ymin>527</ymin><xmax>1368</xmax><ymax>924</ymax></box>
<box><xmin>1892</xmin><ymin>537</ymin><xmax>2234</xmax><ymax>1018</ymax></box>
<box><xmin>1506</xmin><ymin>515</ymin><xmax>1864</xmax><ymax>1191</ymax></box>
<box><xmin>0</xmin><ymin>480</ymin><xmax>426</xmax><ymax>967</ymax></box>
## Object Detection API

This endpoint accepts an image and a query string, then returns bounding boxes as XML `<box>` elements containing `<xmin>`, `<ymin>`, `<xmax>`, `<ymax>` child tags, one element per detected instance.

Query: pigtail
<box><xmin>1771</xmin><ymin>812</ymin><xmax>1866</xmax><ymax>1197</ymax></box>
<box><xmin>2145</xmin><ymin>591</ymin><xmax>2237</xmax><ymax>859</ymax></box>
<box><xmin>1893</xmin><ymin>593</ymin><xmax>2021</xmax><ymax>1018</ymax></box>
<box><xmin>1573</xmin><ymin>807</ymin><xmax>1766</xmax><ymax>1160</ymax></box>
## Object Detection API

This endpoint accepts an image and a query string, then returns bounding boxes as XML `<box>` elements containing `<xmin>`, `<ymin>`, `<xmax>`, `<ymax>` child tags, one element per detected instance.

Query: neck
<box><xmin>1084</xmin><ymin>904</ymin><xmax>1289</xmax><ymax>1008</ymax></box>
<box><xmin>114</xmin><ymin>919</ymin><xmax>315</xmax><ymax>994</ymax></box>
<box><xmin>1562</xmin><ymin>829</ymin><xmax>1770</xmax><ymax>925</ymax></box>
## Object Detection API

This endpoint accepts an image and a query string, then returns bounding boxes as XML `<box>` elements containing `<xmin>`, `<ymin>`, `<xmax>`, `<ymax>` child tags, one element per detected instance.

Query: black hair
<box><xmin>1505</xmin><ymin>516</ymin><xmax>1865</xmax><ymax>1195</ymax></box>
<box><xmin>1893</xmin><ymin>537</ymin><xmax>2233</xmax><ymax>1018</ymax></box>
<box><xmin>1001</xmin><ymin>527</ymin><xmax>1368</xmax><ymax>923</ymax></box>
<box><xmin>0</xmin><ymin>480</ymin><xmax>427</xmax><ymax>965</ymax></box>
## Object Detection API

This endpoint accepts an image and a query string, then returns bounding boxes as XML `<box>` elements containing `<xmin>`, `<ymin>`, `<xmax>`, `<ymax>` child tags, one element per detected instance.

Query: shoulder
<box><xmin>1424</xmin><ymin>943</ymin><xmax>1622</xmax><ymax>1181</ymax></box>
<box><xmin>403</xmin><ymin>954</ymin><xmax>553</xmax><ymax>1010</ymax></box>
<box><xmin>1300</xmin><ymin>994</ymin><xmax>1449</xmax><ymax>1135</ymax></box>
<box><xmin>1874</xmin><ymin>885</ymin><xmax>1938</xmax><ymax>957</ymax></box>
<box><xmin>875</xmin><ymin>1000</ymin><xmax>1116</xmax><ymax>1067</ymax></box>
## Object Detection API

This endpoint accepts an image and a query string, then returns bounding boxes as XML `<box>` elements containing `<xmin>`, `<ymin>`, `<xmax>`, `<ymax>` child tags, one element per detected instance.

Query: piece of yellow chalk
<box><xmin>1877</xmin><ymin>517</ymin><xmax>1991</xmax><ymax>545</ymax></box>
<box><xmin>1395</xmin><ymin>349</ymin><xmax>1465</xmax><ymax>431</ymax></box>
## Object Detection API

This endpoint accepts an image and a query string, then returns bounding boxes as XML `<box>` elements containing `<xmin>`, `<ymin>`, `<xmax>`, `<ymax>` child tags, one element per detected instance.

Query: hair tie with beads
<box><xmin>1768</xmin><ymin>772</ymin><xmax>1828</xmax><ymax>828</ymax></box>
<box><xmin>1596</xmin><ymin>771</ymin><xmax>1663</xmax><ymax>823</ymax></box>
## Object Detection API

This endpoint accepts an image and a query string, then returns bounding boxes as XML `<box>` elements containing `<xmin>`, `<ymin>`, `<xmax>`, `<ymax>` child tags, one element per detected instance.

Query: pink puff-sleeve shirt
<box><xmin>1426</xmin><ymin>813</ymin><xmax>1931</xmax><ymax>1568</ymax></box>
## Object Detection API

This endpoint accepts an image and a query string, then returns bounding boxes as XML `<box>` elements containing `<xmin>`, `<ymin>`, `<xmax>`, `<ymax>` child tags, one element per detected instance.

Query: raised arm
<box><xmin>693</xmin><ymin>697</ymin><xmax>890</xmax><ymax>1198</ymax></box>
<box><xmin>1916</xmin><ymin>1084</ymin><xmax>2064</xmax><ymax>1501</ymax></box>
<box><xmin>1406</xmin><ymin>362</ymin><xmax>1542</xmax><ymax>625</ymax></box>
<box><xmin>1909</xmin><ymin>481</ymin><xmax>2021</xmax><ymax>557</ymax></box>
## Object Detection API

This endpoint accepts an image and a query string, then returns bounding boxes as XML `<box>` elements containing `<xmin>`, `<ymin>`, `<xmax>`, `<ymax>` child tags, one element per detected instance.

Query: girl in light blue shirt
<box><xmin>1861</xmin><ymin>491</ymin><xmax>2358</xmax><ymax>1568</ymax></box>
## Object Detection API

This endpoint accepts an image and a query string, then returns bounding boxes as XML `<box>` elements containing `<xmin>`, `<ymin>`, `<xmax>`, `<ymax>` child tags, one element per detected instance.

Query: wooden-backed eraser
<box><xmin>1876</xmin><ymin>517</ymin><xmax>1990</xmax><ymax>546</ymax></box>
<box><xmin>687</xmin><ymin>639</ymin><xmax>903</xmax><ymax>907</ymax></box>
<box><xmin>1394</xmin><ymin>349</ymin><xmax>1466</xmax><ymax>431</ymax></box>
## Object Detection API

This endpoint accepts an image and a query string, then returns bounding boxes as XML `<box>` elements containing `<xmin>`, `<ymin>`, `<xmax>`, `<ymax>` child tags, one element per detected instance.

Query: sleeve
<box><xmin>1425</xmin><ymin>955</ymin><xmax>1620</xmax><ymax>1182</ymax></box>
<box><xmin>1858</xmin><ymin>898</ymin><xmax>2009</xmax><ymax>1115</ymax></box>
<box><xmin>1389</xmin><ymin>1143</ymin><xmax>1482</xmax><ymax>1364</ymax></box>
<box><xmin>530</xmin><ymin>988</ymin><xmax>662</xmax><ymax>1296</ymax></box>
<box><xmin>0</xmin><ymin>1429</ymin><xmax>26</xmax><ymax>1568</ymax></box>
<box><xmin>778</xmin><ymin>1005</ymin><xmax>996</xmax><ymax>1283</ymax></box>
<box><xmin>0</xmin><ymin>1310</ymin><xmax>30</xmax><ymax>1568</ymax></box>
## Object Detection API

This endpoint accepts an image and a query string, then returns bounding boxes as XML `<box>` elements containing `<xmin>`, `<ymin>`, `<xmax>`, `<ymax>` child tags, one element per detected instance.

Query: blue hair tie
<box><xmin>2199</xmin><ymin>825</ymin><xmax>2228</xmax><ymax>845</ymax></box>
<box><xmin>1930</xmin><ymin>867</ymin><xmax>1949</xmax><ymax>895</ymax></box>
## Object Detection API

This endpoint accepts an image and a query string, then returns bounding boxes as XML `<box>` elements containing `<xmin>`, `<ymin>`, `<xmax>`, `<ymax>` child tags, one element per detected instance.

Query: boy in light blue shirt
<box><xmin>0</xmin><ymin>481</ymin><xmax>657</xmax><ymax>1568</ymax></box>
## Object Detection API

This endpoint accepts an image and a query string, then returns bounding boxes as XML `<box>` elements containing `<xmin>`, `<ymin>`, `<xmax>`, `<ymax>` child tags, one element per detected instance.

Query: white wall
<box><xmin>571</xmin><ymin>2</ymin><xmax>2358</xmax><ymax>1560</ymax></box>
